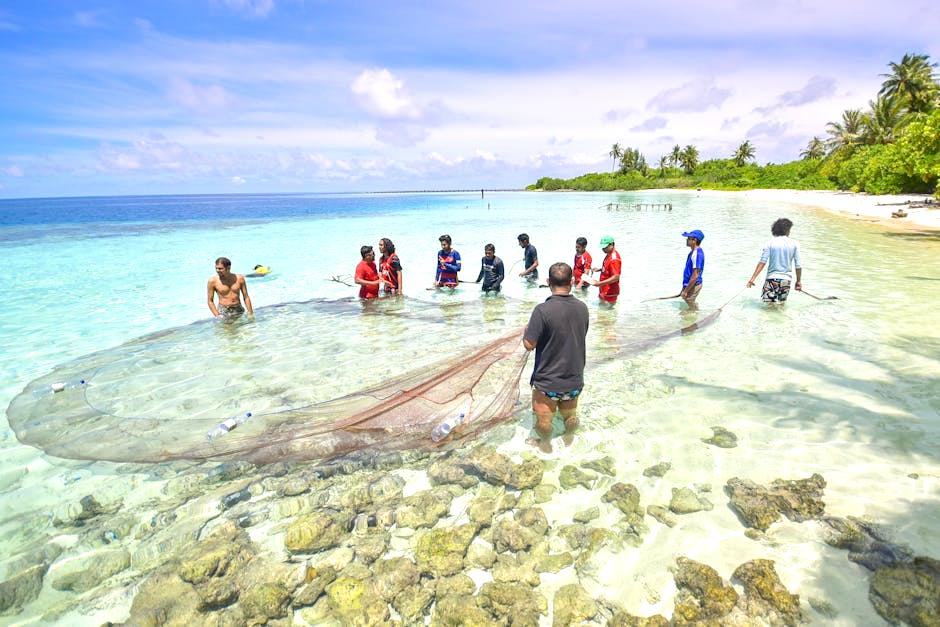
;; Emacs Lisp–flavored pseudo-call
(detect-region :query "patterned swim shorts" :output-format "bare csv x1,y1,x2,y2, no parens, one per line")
533,386,582,402
761,279,791,303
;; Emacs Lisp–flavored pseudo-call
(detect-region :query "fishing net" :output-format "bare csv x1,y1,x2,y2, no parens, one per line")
7,297,529,463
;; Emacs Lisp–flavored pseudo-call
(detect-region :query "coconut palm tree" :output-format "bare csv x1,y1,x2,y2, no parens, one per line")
879,53,938,114
862,95,905,145
657,155,668,177
670,144,682,167
609,143,622,172
679,145,699,175
732,140,756,166
800,137,826,160
825,109,864,152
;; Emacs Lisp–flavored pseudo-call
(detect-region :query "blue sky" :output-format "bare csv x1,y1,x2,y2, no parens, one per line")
0,0,937,197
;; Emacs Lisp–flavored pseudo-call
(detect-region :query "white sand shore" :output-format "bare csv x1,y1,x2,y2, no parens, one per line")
638,188,940,231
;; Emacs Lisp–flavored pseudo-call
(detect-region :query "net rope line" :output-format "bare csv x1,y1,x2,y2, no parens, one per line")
10,290,746,463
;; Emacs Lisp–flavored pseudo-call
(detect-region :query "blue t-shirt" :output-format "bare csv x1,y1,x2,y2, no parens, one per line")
683,248,704,286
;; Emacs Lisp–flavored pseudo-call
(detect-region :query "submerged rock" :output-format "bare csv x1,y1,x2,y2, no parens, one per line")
726,474,826,531
292,565,337,608
324,575,390,625
392,583,434,622
581,456,616,477
50,548,130,593
479,582,548,624
516,507,549,536
869,557,940,627
602,483,642,517
553,584,597,626
0,563,47,615
573,507,600,523
371,557,420,602
466,542,497,569
396,487,453,529
285,509,352,554
702,426,738,448
646,505,677,528
433,593,497,626
434,573,476,597
559,465,597,490
608,611,670,626
492,554,540,586
819,515,914,571
415,524,478,576
642,462,671,478
239,582,290,622
732,559,802,626
428,456,480,489
671,557,738,624
126,569,202,626
669,487,713,515
492,518,538,553
462,445,543,490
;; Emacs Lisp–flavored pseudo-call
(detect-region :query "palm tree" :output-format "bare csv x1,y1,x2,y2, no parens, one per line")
609,143,622,172
657,155,668,177
619,147,645,173
678,145,699,175
862,95,905,145
670,144,682,167
825,109,864,152
732,140,756,166
800,137,826,160
879,53,938,114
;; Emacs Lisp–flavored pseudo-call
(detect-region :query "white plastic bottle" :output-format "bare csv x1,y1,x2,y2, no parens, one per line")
431,411,466,443
50,379,86,394
206,412,252,441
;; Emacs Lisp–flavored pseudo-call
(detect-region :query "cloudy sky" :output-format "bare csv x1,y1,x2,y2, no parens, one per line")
0,0,937,197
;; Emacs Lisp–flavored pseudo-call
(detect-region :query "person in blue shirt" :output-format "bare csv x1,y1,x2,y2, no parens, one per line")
517,233,539,282
475,243,505,293
435,234,461,287
680,229,705,308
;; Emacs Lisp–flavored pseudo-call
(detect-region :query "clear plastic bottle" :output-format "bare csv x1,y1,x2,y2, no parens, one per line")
431,411,466,443
206,412,252,441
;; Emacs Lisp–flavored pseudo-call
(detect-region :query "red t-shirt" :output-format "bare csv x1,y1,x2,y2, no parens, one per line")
599,249,621,300
380,253,402,292
355,260,380,299
573,251,592,282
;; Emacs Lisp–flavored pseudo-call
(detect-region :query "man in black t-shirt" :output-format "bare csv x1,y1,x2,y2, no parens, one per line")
523,262,589,452
518,233,539,282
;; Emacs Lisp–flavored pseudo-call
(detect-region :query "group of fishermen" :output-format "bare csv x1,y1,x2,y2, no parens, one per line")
207,217,804,452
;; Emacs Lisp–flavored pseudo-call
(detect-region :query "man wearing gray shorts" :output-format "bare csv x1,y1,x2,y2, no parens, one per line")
747,218,803,302
523,262,589,452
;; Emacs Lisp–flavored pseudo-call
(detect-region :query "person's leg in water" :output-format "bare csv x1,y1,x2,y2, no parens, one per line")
529,389,558,453
559,397,579,446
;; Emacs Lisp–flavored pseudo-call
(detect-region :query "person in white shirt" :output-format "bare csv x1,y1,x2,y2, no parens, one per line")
746,218,803,303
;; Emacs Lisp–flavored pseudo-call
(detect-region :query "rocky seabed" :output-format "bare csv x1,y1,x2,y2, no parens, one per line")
0,439,938,626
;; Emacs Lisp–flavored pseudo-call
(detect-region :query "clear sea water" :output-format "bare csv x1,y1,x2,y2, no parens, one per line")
1,191,938,624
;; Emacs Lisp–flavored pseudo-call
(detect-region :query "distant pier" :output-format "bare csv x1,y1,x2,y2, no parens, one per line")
602,202,673,211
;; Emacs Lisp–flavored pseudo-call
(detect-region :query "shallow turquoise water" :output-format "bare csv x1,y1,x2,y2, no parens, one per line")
1,190,938,624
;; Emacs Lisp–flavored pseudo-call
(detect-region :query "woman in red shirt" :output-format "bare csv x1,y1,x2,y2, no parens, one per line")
378,238,403,295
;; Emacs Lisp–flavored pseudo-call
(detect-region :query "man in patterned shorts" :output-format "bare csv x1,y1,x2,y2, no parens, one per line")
747,218,802,303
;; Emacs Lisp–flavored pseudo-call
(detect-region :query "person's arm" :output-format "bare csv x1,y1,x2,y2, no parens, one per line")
795,267,802,291
590,257,621,286
520,248,539,276
239,276,254,315
354,266,382,288
445,251,461,273
747,262,766,287
494,259,505,289
522,309,542,351
793,244,803,291
396,269,403,294
682,269,700,296
476,260,485,283
207,279,221,317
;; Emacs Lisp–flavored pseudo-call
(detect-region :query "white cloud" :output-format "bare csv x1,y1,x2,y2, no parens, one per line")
631,116,667,132
3,165,24,177
217,0,274,18
73,10,104,28
231,176,246,185
648,79,732,113
351,69,420,119
167,77,231,113
755,76,838,114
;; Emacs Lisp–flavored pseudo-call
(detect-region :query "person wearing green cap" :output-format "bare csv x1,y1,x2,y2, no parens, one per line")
587,236,621,303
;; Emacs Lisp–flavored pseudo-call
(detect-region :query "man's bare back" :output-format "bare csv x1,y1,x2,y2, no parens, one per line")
207,257,253,318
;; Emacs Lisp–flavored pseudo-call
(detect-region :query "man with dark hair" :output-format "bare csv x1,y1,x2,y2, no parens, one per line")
523,262,589,452
355,245,382,299
747,218,802,303
476,243,505,293
435,234,461,287
517,233,539,282
207,256,253,319
680,229,705,308
573,237,593,289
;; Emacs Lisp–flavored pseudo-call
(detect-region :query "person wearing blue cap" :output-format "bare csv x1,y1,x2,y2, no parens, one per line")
680,230,705,308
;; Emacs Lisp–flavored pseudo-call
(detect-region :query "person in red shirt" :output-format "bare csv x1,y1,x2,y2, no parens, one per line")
588,235,621,303
354,245,382,299
378,237,403,295
572,236,593,290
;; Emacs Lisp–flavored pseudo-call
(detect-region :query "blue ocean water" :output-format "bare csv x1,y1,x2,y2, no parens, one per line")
1,190,939,624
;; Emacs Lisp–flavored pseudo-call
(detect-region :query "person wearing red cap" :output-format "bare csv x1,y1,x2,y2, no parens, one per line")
680,229,705,308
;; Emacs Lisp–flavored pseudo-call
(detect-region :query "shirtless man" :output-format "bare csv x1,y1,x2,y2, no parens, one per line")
207,257,254,319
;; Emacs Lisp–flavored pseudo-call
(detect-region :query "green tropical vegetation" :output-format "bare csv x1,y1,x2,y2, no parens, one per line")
529,54,940,197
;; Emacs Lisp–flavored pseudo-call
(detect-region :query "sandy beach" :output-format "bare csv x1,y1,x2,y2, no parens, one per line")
637,188,940,231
